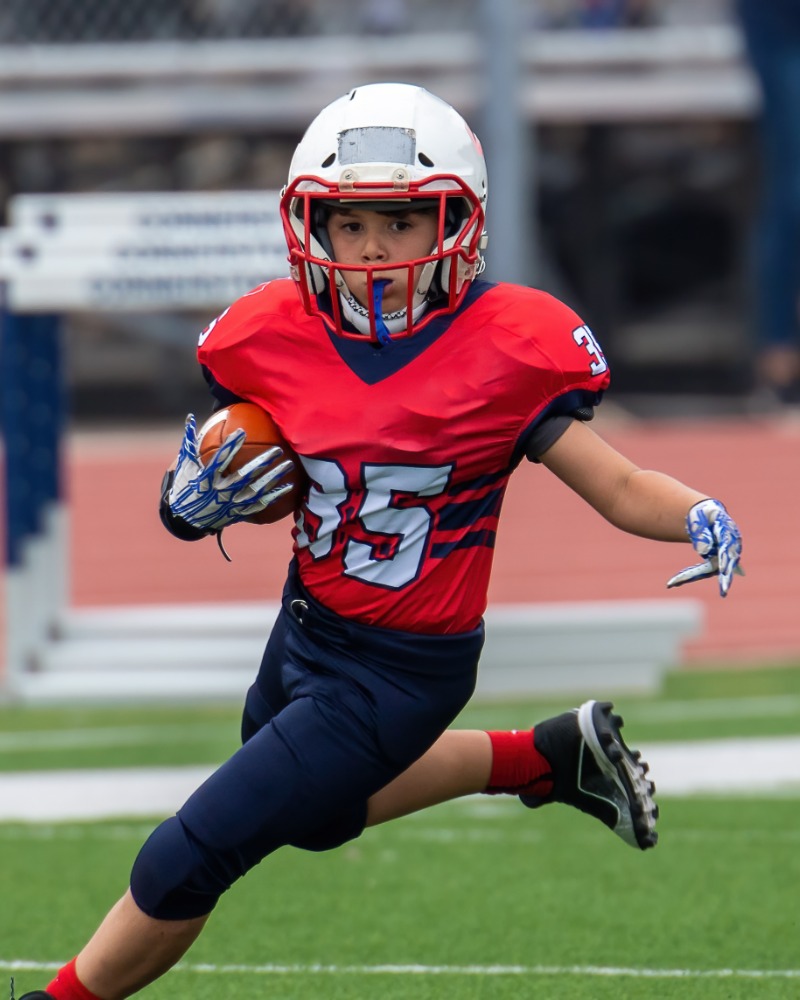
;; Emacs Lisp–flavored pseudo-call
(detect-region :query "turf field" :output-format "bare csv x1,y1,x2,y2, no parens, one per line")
2,665,799,999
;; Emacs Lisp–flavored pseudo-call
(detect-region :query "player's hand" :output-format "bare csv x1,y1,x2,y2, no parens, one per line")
666,498,743,597
167,413,293,532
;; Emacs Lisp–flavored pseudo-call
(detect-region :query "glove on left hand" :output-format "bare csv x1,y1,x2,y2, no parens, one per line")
666,498,743,597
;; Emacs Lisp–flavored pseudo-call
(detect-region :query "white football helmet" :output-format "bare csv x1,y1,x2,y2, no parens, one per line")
280,82,488,343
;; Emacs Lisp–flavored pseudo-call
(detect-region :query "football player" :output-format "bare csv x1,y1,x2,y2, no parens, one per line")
21,83,742,1000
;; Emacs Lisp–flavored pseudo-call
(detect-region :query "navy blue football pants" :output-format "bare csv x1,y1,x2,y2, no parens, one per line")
130,569,484,919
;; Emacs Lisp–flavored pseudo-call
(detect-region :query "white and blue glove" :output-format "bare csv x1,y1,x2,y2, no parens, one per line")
666,498,743,597
167,413,293,533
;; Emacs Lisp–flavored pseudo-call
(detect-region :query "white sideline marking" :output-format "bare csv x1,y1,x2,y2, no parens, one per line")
648,736,800,794
1,737,799,822
1,958,799,979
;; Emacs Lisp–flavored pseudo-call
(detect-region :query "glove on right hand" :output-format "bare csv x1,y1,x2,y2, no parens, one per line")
167,413,293,533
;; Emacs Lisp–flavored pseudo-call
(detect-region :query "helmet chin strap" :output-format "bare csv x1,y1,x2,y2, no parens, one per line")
372,279,393,346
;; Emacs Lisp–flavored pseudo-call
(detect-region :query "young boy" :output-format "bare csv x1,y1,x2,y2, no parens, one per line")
21,82,742,1000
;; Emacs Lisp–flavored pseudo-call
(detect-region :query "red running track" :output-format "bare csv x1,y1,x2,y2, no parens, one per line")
3,412,800,667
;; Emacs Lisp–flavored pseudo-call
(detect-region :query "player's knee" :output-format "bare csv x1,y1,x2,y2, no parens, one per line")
289,801,368,852
130,816,242,920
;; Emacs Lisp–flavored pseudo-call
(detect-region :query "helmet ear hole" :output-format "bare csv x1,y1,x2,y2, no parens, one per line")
311,204,334,259
444,202,462,239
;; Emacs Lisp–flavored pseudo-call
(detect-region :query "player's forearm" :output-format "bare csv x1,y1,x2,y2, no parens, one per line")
540,421,708,542
599,468,707,541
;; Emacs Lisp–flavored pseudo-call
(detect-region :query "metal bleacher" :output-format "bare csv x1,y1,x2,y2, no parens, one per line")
0,23,757,140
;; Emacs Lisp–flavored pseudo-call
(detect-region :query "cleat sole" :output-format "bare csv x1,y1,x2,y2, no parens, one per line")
578,700,659,851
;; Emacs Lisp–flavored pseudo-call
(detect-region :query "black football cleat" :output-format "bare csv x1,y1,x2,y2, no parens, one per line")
17,993,55,999
521,700,658,850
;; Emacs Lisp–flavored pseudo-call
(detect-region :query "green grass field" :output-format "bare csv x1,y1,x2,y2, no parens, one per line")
2,665,799,999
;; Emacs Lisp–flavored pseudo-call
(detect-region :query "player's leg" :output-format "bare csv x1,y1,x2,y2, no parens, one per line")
365,729,492,823
366,701,658,851
30,703,371,1000
42,891,207,1000
25,605,482,1000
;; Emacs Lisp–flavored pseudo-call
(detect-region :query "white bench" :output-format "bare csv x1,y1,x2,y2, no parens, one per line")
10,598,703,702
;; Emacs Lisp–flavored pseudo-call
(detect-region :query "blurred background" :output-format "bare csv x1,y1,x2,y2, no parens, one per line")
3,6,800,979
2,0,800,699
0,0,782,422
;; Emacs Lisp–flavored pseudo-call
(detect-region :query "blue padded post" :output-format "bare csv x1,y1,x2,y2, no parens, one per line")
1,308,64,568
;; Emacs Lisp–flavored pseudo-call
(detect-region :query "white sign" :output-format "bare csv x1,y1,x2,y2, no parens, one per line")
0,191,290,312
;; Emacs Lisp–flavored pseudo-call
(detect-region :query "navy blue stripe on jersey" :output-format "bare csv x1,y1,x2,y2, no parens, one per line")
437,488,503,531
323,280,498,385
431,529,497,559
447,468,509,495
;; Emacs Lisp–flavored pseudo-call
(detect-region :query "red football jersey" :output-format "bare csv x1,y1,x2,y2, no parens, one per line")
198,278,610,634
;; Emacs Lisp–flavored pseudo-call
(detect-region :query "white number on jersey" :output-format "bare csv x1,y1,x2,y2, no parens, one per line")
295,459,453,589
572,324,608,376
198,307,230,346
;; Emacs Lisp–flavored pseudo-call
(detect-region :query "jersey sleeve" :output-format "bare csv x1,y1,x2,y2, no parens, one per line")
503,290,610,465
195,280,287,404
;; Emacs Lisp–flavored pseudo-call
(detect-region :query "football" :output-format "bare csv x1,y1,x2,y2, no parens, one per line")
197,402,307,524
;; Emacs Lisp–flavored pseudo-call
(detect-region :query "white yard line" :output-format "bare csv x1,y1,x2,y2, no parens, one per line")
0,737,799,822
1,958,799,980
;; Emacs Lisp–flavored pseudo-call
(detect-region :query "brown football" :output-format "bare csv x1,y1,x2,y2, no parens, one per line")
197,402,306,524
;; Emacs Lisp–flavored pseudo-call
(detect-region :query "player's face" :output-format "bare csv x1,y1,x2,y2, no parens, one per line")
326,207,439,313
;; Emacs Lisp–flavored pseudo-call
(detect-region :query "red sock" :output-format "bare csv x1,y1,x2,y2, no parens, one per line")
484,728,554,798
46,959,104,1000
